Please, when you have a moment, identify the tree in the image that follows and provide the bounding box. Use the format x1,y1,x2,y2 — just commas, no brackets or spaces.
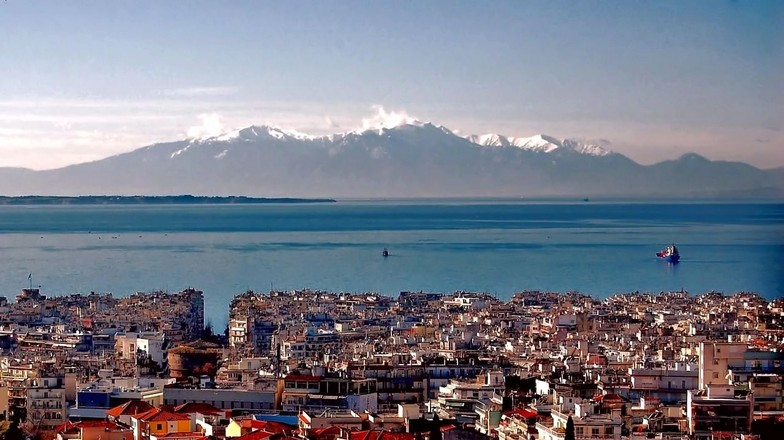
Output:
430,413,442,440
565,415,575,440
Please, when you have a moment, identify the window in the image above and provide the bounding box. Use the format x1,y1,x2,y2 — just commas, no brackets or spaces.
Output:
157,423,163,431
713,372,719,379
592,428,600,436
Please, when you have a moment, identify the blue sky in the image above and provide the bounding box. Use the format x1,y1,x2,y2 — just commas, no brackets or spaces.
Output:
0,0,782,169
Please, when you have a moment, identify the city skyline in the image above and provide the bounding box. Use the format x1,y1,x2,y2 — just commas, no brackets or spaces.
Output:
1,0,782,170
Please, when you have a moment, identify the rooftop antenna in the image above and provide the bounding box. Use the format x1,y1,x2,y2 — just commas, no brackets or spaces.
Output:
28,272,32,290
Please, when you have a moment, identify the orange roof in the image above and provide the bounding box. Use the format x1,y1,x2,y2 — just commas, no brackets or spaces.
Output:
156,433,207,439
308,425,342,440
107,400,155,418
237,430,275,440
349,431,415,440
80,420,125,429
55,421,80,434
56,421,125,434
134,407,191,422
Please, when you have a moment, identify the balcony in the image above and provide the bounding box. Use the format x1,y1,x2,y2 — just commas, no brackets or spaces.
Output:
535,422,616,440
29,402,63,409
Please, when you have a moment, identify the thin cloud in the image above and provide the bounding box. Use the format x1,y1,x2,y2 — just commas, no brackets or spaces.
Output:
186,113,226,139
324,116,340,129
163,86,240,97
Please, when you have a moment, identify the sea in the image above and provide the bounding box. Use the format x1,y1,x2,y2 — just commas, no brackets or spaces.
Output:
0,200,782,329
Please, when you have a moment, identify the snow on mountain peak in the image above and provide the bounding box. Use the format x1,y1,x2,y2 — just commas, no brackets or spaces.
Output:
255,125,317,141
359,105,425,134
468,132,611,156
466,133,511,148
200,125,317,143
171,124,319,159
172,111,613,161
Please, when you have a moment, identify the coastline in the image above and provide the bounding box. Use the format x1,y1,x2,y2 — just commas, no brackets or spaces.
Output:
0,195,337,205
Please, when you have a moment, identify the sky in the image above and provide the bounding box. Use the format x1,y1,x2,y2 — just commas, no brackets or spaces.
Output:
0,0,782,170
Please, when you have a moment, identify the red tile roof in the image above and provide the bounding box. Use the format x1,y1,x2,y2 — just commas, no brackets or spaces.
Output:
134,407,191,422
308,425,342,440
81,420,125,429
107,400,155,418
236,430,275,440
503,408,538,419
55,421,79,434
173,402,223,416
56,421,125,434
156,433,207,439
349,431,415,440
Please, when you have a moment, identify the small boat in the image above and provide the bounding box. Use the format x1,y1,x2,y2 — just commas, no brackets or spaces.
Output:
382,248,389,257
656,244,680,263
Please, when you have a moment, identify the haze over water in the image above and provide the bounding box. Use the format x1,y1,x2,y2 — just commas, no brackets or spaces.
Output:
0,200,781,328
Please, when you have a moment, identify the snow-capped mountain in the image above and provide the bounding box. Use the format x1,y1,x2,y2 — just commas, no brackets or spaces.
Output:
0,121,780,198
466,133,611,156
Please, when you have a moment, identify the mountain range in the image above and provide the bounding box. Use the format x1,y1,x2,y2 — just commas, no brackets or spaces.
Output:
1,121,782,198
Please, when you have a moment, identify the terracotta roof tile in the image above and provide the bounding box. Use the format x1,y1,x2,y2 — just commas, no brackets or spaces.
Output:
237,430,275,440
134,407,191,422
107,400,155,418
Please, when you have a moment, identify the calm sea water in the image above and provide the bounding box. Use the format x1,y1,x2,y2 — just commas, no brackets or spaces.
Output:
0,201,782,329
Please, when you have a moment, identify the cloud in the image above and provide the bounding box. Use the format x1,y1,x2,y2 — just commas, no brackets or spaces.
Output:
186,113,226,139
360,105,420,131
163,86,240,97
324,116,340,129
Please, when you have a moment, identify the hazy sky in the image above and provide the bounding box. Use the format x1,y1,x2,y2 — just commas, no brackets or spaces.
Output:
1,0,782,169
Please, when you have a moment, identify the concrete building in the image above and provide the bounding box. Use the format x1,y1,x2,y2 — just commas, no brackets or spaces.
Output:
163,387,276,412
687,384,753,439
535,402,623,440
26,377,67,430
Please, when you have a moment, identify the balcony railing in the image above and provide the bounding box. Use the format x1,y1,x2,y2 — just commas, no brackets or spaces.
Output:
535,422,616,440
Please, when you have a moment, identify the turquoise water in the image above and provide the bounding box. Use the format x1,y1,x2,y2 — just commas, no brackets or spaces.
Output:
0,201,782,328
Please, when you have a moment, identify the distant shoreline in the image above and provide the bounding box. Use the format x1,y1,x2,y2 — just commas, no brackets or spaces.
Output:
0,195,336,205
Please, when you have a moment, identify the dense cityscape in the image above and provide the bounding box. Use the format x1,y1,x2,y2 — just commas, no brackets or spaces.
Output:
0,287,782,440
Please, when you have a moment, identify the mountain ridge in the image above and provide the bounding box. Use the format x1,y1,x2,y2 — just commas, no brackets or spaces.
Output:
0,122,781,199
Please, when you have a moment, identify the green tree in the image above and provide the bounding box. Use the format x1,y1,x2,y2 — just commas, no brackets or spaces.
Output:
565,415,575,440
